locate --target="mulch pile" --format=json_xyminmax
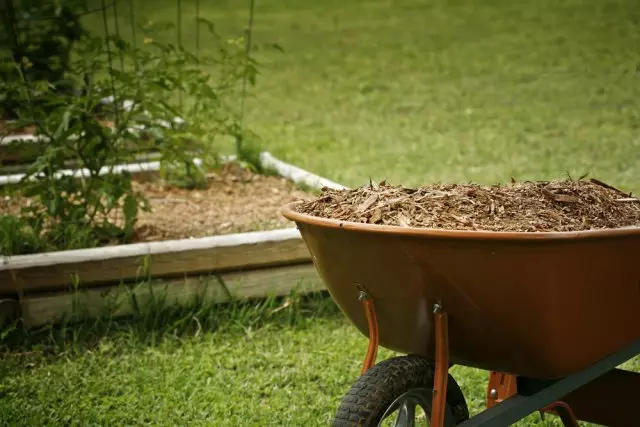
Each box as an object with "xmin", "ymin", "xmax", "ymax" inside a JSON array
[{"xmin": 294, "ymin": 178, "xmax": 640, "ymax": 232}]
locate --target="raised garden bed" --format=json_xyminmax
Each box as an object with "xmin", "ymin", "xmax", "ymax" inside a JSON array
[
  {"xmin": 0, "ymin": 117, "xmax": 158, "ymax": 166},
  {"xmin": 0, "ymin": 153, "xmax": 346, "ymax": 326},
  {"xmin": 2, "ymin": 161, "xmax": 311, "ymax": 242}
]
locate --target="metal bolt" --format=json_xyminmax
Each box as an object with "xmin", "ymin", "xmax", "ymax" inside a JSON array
[
  {"xmin": 490, "ymin": 389, "xmax": 498, "ymax": 399},
  {"xmin": 358, "ymin": 291, "xmax": 368, "ymax": 301},
  {"xmin": 433, "ymin": 303, "xmax": 442, "ymax": 314}
]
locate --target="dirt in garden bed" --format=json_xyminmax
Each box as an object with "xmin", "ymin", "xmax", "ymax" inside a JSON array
[
  {"xmin": 131, "ymin": 164, "xmax": 312, "ymax": 241},
  {"xmin": 295, "ymin": 178, "xmax": 640, "ymax": 232},
  {"xmin": 0, "ymin": 118, "xmax": 115, "ymax": 136},
  {"xmin": 0, "ymin": 163, "xmax": 313, "ymax": 242}
]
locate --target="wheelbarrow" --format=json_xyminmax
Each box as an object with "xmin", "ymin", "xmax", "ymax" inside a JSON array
[{"xmin": 281, "ymin": 201, "xmax": 640, "ymax": 427}]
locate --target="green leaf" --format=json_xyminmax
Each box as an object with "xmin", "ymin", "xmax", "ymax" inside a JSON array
[
  {"xmin": 123, "ymin": 194, "xmax": 138, "ymax": 232},
  {"xmin": 271, "ymin": 43, "xmax": 285, "ymax": 53},
  {"xmin": 148, "ymin": 127, "xmax": 165, "ymax": 142},
  {"xmin": 245, "ymin": 64, "xmax": 258, "ymax": 86},
  {"xmin": 47, "ymin": 197, "xmax": 59, "ymax": 216},
  {"xmin": 53, "ymin": 108, "xmax": 73, "ymax": 140},
  {"xmin": 196, "ymin": 17, "xmax": 216, "ymax": 34}
]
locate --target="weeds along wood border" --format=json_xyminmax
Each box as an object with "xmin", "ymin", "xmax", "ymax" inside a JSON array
[
  {"xmin": 20, "ymin": 264, "xmax": 324, "ymax": 327},
  {"xmin": 0, "ymin": 153, "xmax": 346, "ymax": 327}
]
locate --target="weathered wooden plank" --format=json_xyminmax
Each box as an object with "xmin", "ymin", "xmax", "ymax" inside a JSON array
[
  {"xmin": 0, "ymin": 228, "xmax": 310, "ymax": 295},
  {"xmin": 19, "ymin": 263, "xmax": 324, "ymax": 327},
  {"xmin": 0, "ymin": 298, "xmax": 19, "ymax": 327}
]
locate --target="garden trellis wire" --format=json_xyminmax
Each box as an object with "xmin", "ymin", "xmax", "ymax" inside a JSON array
[
  {"xmin": 1, "ymin": 0, "xmax": 260, "ymax": 257},
  {"xmin": 1, "ymin": 0, "xmax": 256, "ymax": 134},
  {"xmin": 236, "ymin": 0, "xmax": 256, "ymax": 156}
]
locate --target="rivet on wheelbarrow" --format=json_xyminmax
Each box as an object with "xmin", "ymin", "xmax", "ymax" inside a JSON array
[
  {"xmin": 490, "ymin": 388, "xmax": 498, "ymax": 399},
  {"xmin": 433, "ymin": 303, "xmax": 442, "ymax": 314}
]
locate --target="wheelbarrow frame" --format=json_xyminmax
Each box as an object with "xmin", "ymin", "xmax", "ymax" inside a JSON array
[
  {"xmin": 358, "ymin": 293, "xmax": 640, "ymax": 426},
  {"xmin": 460, "ymin": 338, "xmax": 640, "ymax": 426}
]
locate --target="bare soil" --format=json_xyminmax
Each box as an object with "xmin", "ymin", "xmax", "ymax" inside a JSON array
[
  {"xmin": 295, "ymin": 179, "xmax": 640, "ymax": 232},
  {"xmin": 132, "ymin": 164, "xmax": 312, "ymax": 241},
  {"xmin": 0, "ymin": 119, "xmax": 114, "ymax": 136},
  {"xmin": 0, "ymin": 163, "xmax": 312, "ymax": 243}
]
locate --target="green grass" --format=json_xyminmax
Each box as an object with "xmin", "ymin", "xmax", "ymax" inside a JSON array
[
  {"xmin": 2, "ymin": 292, "xmax": 638, "ymax": 426},
  {"xmin": 3, "ymin": 0, "xmax": 639, "ymax": 425},
  {"xmin": 253, "ymin": 0, "xmax": 639, "ymax": 195},
  {"xmin": 88, "ymin": 0, "xmax": 640, "ymax": 195}
]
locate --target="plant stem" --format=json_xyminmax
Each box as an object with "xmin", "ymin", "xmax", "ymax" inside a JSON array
[
  {"xmin": 101, "ymin": 0, "xmax": 120, "ymax": 128},
  {"xmin": 236, "ymin": 0, "xmax": 256, "ymax": 156}
]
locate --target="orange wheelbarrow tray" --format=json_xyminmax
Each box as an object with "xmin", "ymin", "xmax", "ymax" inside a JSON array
[{"xmin": 282, "ymin": 201, "xmax": 640, "ymax": 427}]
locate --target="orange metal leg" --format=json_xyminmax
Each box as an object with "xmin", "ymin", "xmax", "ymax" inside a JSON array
[
  {"xmin": 359, "ymin": 291, "xmax": 379, "ymax": 375},
  {"xmin": 430, "ymin": 304, "xmax": 449, "ymax": 427},
  {"xmin": 560, "ymin": 368, "xmax": 640, "ymax": 426},
  {"xmin": 486, "ymin": 372, "xmax": 581, "ymax": 427},
  {"xmin": 541, "ymin": 401, "xmax": 579, "ymax": 427},
  {"xmin": 486, "ymin": 371, "xmax": 518, "ymax": 408}
]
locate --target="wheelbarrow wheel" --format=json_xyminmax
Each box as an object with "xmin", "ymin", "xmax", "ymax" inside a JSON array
[{"xmin": 333, "ymin": 355, "xmax": 469, "ymax": 427}]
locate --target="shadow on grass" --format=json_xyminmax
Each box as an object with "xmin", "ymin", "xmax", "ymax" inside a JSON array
[{"xmin": 0, "ymin": 288, "xmax": 344, "ymax": 362}]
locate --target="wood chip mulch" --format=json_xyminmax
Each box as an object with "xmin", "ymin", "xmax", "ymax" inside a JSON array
[{"xmin": 294, "ymin": 178, "xmax": 640, "ymax": 232}]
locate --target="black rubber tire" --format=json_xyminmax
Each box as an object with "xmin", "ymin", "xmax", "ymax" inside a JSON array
[{"xmin": 333, "ymin": 355, "xmax": 470, "ymax": 427}]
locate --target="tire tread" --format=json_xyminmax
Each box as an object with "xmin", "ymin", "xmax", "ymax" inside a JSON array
[{"xmin": 333, "ymin": 355, "xmax": 469, "ymax": 427}]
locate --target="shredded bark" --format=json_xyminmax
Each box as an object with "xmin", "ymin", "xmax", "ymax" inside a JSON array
[{"xmin": 294, "ymin": 179, "xmax": 640, "ymax": 232}]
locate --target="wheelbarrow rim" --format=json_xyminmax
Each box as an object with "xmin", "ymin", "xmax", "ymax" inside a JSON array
[{"xmin": 281, "ymin": 201, "xmax": 640, "ymax": 242}]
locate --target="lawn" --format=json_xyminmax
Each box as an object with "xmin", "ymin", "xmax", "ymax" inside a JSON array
[
  {"xmin": 2, "ymin": 0, "xmax": 639, "ymax": 425},
  {"xmin": 88, "ymin": 0, "xmax": 639, "ymax": 194},
  {"xmin": 2, "ymin": 294, "xmax": 638, "ymax": 426},
  {"xmin": 237, "ymin": 0, "xmax": 639, "ymax": 194}
]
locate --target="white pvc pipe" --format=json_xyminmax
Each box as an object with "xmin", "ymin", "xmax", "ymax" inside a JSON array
[
  {"xmin": 0, "ymin": 158, "xmax": 202, "ymax": 186},
  {"xmin": 0, "ymin": 134, "xmax": 42, "ymax": 144},
  {"xmin": 259, "ymin": 151, "xmax": 346, "ymax": 190},
  {"xmin": 1, "ymin": 98, "xmax": 184, "ymax": 145}
]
